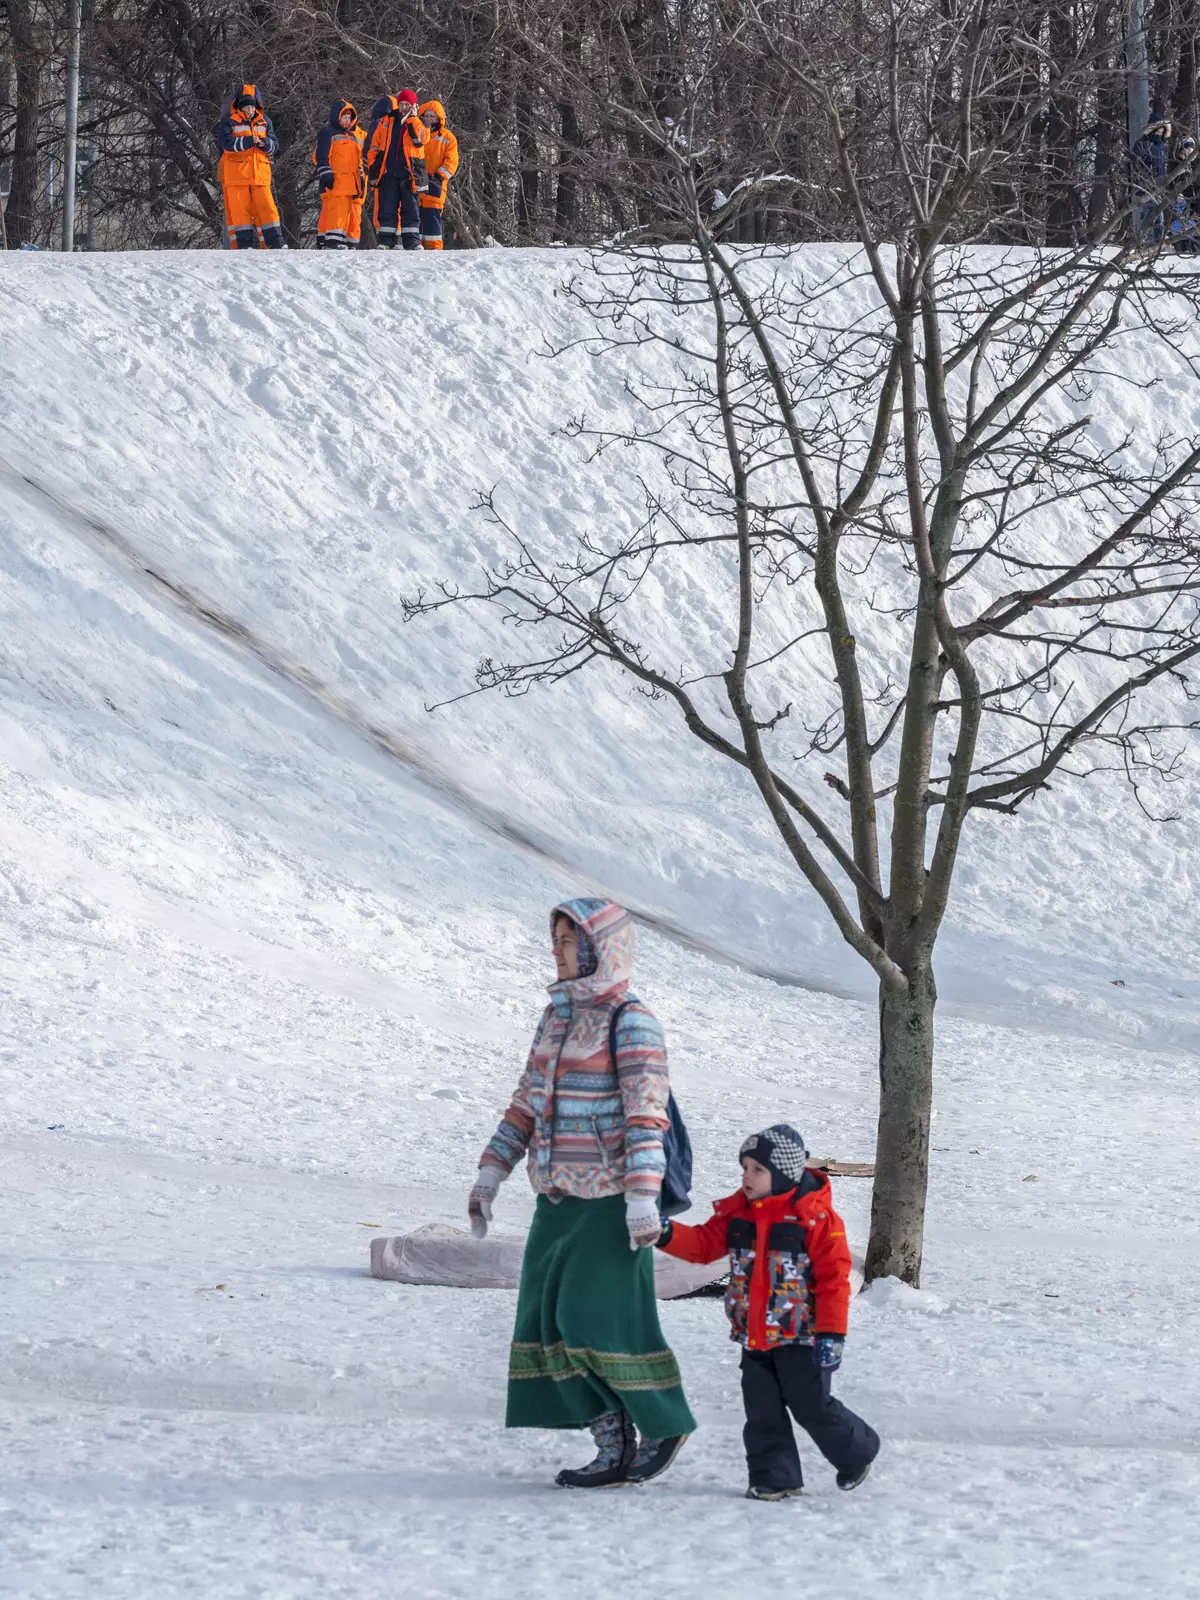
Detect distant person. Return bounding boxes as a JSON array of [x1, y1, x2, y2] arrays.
[[364, 89, 427, 250], [416, 100, 458, 250], [656, 1123, 879, 1500], [468, 899, 695, 1488], [1132, 116, 1172, 244], [312, 99, 367, 250], [1170, 131, 1200, 254], [217, 84, 284, 250]]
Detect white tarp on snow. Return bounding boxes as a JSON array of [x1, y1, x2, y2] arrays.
[[369, 1222, 728, 1298]]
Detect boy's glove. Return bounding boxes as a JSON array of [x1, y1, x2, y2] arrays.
[[625, 1193, 662, 1251], [317, 166, 334, 192], [426, 175, 443, 201], [814, 1335, 844, 1371], [655, 1218, 674, 1249], [468, 1166, 503, 1239]]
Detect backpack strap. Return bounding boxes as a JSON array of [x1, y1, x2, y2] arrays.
[[608, 999, 633, 1068]]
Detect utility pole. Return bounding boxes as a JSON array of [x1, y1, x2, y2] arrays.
[[62, 0, 82, 251], [1127, 0, 1150, 153]]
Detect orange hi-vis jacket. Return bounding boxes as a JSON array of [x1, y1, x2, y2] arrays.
[[217, 86, 279, 190], [312, 100, 366, 197], [366, 99, 427, 191], [658, 1174, 853, 1349], [417, 101, 458, 209]]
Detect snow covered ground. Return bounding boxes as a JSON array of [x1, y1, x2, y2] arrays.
[[1, 250, 1199, 1598]]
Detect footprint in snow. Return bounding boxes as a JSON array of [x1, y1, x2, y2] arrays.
[[335, 637, 371, 674], [225, 301, 273, 337], [247, 369, 291, 417]]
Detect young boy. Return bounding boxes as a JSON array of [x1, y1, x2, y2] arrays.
[[657, 1123, 879, 1499]]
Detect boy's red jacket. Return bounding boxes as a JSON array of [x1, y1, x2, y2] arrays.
[[658, 1173, 852, 1349]]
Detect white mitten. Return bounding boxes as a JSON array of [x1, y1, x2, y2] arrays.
[[625, 1192, 663, 1251], [468, 1166, 503, 1240]]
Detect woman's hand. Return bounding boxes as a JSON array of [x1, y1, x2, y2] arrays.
[[468, 1167, 503, 1239], [625, 1193, 663, 1251]]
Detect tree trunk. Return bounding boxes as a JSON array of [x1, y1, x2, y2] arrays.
[[1045, 3, 1079, 245], [1089, 1, 1121, 234], [864, 962, 936, 1285], [1174, 0, 1198, 132], [516, 92, 539, 236], [555, 25, 582, 237], [5, 0, 40, 247]]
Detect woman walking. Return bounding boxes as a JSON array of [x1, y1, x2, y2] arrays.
[[468, 898, 695, 1488]]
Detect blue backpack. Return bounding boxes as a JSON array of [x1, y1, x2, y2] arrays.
[[609, 1001, 693, 1217]]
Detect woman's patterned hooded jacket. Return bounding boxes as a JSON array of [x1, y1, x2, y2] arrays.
[[479, 899, 670, 1200]]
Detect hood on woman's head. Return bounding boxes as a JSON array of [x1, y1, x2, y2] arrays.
[[550, 898, 634, 986]]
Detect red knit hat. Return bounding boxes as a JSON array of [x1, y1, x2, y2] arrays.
[[397, 89, 418, 107]]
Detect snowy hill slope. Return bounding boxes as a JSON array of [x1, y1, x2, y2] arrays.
[[1, 251, 1200, 1598], [1, 249, 1198, 1050]]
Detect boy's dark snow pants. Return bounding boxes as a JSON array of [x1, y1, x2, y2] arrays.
[[741, 1345, 879, 1490]]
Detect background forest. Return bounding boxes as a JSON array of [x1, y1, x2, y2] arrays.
[[3, 0, 1200, 251]]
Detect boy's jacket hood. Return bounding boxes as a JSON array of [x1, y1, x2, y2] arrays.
[[329, 98, 358, 128], [713, 1169, 830, 1219]]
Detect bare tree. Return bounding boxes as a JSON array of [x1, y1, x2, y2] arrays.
[[2, 0, 47, 246], [403, 0, 1200, 1285]]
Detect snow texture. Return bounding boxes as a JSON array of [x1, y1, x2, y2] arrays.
[[0, 249, 1198, 1599]]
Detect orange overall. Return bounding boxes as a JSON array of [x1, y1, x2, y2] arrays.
[[313, 99, 367, 246], [417, 100, 459, 250], [218, 84, 283, 250]]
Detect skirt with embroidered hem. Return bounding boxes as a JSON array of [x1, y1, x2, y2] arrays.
[[505, 1191, 696, 1436]]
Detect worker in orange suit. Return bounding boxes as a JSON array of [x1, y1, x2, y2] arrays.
[[312, 99, 367, 249], [417, 100, 458, 250], [217, 84, 284, 250], [364, 89, 428, 249]]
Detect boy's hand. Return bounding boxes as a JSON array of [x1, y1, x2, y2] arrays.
[[468, 1166, 502, 1239], [625, 1193, 662, 1250], [814, 1335, 844, 1371]]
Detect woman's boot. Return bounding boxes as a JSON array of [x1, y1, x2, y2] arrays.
[[554, 1410, 636, 1489]]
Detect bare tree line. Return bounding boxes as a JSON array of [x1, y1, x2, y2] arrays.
[[6, 0, 1200, 250]]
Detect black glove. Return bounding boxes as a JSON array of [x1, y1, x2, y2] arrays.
[[655, 1218, 674, 1249], [366, 153, 381, 185], [317, 166, 334, 193], [426, 175, 443, 201]]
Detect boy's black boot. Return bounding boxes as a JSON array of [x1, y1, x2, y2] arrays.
[[837, 1461, 873, 1490], [626, 1432, 689, 1484], [555, 1410, 636, 1489], [746, 1484, 803, 1501]]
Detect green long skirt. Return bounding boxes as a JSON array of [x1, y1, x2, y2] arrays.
[[506, 1192, 697, 1437]]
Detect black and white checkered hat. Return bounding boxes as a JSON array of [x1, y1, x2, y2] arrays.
[[740, 1124, 809, 1194]]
